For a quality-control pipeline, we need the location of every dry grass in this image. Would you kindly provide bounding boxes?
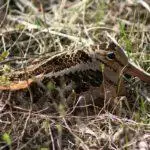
[0,0,150,149]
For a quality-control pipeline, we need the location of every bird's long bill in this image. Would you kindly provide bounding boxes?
[125,62,150,84]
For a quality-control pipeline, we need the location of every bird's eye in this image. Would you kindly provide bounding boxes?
[106,52,116,60]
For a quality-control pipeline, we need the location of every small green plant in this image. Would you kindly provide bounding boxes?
[133,97,149,123]
[47,81,56,91]
[119,22,132,54]
[40,148,49,150]
[34,17,45,27]
[94,0,107,22]
[0,75,10,86]
[0,51,9,61]
[42,120,50,133]
[139,98,147,113]
[56,124,63,134]
[58,103,67,117]
[1,132,12,147]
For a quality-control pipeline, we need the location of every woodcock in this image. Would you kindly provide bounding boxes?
[0,39,149,108]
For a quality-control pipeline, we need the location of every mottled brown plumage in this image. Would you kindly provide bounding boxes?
[0,41,149,92]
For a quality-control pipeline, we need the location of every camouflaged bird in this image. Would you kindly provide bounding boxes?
[0,40,149,104]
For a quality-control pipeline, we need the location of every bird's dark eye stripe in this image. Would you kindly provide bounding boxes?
[107,52,116,59]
